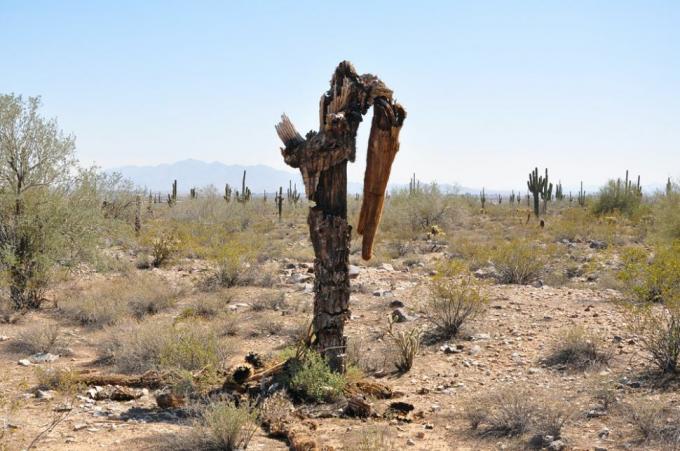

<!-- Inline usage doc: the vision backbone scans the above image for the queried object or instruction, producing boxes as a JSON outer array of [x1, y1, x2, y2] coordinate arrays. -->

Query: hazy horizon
[[2, 1, 679, 188]]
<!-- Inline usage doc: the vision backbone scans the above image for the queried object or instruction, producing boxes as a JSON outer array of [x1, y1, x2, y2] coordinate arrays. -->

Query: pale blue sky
[[2, 1, 678, 189]]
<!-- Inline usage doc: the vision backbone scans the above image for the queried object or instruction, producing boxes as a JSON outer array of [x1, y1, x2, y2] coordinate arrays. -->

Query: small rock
[[379, 263, 394, 271], [589, 240, 608, 250], [73, 423, 88, 431], [18, 359, 31, 367], [468, 345, 482, 356], [594, 447, 608, 451], [389, 300, 405, 308], [348, 265, 361, 279], [35, 389, 54, 400], [471, 333, 491, 340], [29, 352, 59, 363], [424, 423, 434, 430], [532, 280, 544, 288], [391, 308, 414, 323], [547, 440, 565, 451], [406, 439, 416, 446], [0, 335, 9, 341], [598, 427, 610, 439], [440, 343, 464, 354]]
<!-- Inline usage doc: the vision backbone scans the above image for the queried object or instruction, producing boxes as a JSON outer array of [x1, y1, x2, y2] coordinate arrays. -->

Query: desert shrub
[[655, 185, 680, 241], [150, 232, 179, 267], [544, 327, 611, 370], [590, 378, 619, 412], [427, 261, 487, 338], [592, 179, 641, 217], [620, 241, 680, 373], [385, 316, 422, 373], [277, 350, 346, 402], [201, 401, 258, 451], [379, 184, 461, 238], [251, 292, 286, 311], [34, 366, 79, 392], [100, 320, 228, 374], [489, 239, 545, 284], [467, 388, 536, 437], [10, 324, 69, 355], [0, 95, 105, 309], [177, 292, 232, 320], [348, 426, 394, 451], [260, 391, 294, 437], [60, 274, 178, 327], [618, 242, 680, 304], [624, 400, 680, 445], [467, 387, 571, 444]]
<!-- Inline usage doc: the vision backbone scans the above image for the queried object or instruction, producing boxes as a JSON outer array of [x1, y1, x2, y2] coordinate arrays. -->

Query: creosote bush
[[620, 241, 680, 373], [624, 400, 680, 446], [427, 260, 487, 338], [10, 324, 69, 355], [592, 179, 642, 217], [489, 239, 545, 285]]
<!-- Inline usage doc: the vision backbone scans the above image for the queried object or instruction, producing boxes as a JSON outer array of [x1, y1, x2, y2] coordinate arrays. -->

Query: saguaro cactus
[[667, 177, 673, 196], [540, 169, 553, 214], [409, 173, 419, 195], [578, 181, 586, 207], [224, 184, 232, 202], [236, 170, 251, 203], [480, 187, 486, 210], [190, 187, 197, 199], [275, 186, 283, 221], [555, 181, 564, 200], [171, 180, 177, 203], [527, 167, 547, 217], [275, 61, 405, 370], [134, 195, 142, 235]]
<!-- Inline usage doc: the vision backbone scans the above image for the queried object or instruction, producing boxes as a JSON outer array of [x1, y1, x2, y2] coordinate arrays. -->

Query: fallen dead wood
[[72, 370, 166, 389]]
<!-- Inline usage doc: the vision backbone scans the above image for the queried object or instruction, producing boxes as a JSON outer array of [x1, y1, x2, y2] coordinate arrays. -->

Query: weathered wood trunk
[[275, 61, 405, 371]]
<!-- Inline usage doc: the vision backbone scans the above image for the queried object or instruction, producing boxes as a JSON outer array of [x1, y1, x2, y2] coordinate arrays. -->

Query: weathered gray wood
[[275, 61, 405, 371]]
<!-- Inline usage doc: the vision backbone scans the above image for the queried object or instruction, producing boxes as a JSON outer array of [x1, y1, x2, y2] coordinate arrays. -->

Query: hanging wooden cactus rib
[[275, 61, 405, 370]]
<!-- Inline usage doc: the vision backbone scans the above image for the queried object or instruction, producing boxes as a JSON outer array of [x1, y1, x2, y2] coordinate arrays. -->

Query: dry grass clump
[[489, 239, 545, 285], [427, 261, 487, 339], [159, 401, 258, 451], [544, 327, 612, 371], [99, 319, 229, 374], [34, 366, 79, 392], [347, 426, 395, 451], [177, 292, 233, 321], [250, 291, 286, 311], [10, 324, 70, 355], [466, 387, 571, 446], [623, 400, 680, 446], [60, 274, 179, 327]]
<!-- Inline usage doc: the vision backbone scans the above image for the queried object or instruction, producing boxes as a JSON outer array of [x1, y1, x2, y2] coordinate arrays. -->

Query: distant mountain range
[[108, 159, 670, 196], [109, 159, 308, 195]]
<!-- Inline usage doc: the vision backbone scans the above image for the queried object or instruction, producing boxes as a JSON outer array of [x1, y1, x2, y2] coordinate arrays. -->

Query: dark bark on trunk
[[275, 61, 405, 371]]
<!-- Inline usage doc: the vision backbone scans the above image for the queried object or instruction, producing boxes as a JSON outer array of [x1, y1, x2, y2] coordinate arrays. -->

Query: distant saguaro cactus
[[527, 167, 547, 217], [480, 187, 486, 210], [667, 177, 673, 196], [236, 170, 251, 203], [224, 183, 232, 202], [275, 186, 283, 221], [578, 181, 586, 207], [134, 195, 142, 235], [190, 187, 197, 199], [555, 181, 564, 200]]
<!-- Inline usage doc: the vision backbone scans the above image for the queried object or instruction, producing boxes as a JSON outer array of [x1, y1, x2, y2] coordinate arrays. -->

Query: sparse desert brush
[[466, 386, 572, 444], [276, 349, 346, 402], [10, 323, 69, 355], [655, 185, 680, 241], [592, 179, 642, 217], [427, 260, 488, 339], [489, 239, 545, 284], [620, 241, 680, 373], [544, 327, 611, 370], [99, 319, 230, 374], [348, 426, 395, 451], [177, 292, 233, 321], [60, 274, 179, 327], [199, 401, 258, 451], [378, 184, 461, 239], [34, 366, 79, 392], [623, 399, 680, 446]]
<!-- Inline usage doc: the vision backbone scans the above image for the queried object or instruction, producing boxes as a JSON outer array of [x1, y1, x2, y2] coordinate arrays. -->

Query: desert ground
[[1, 184, 679, 451]]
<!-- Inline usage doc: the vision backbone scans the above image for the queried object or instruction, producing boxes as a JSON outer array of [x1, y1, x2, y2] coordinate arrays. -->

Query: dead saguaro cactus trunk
[[275, 61, 406, 371]]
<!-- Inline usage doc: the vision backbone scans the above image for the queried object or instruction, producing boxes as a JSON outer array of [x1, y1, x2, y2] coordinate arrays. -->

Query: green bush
[[489, 239, 545, 285], [592, 179, 641, 217], [278, 350, 346, 402], [618, 242, 680, 304], [427, 261, 488, 338]]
